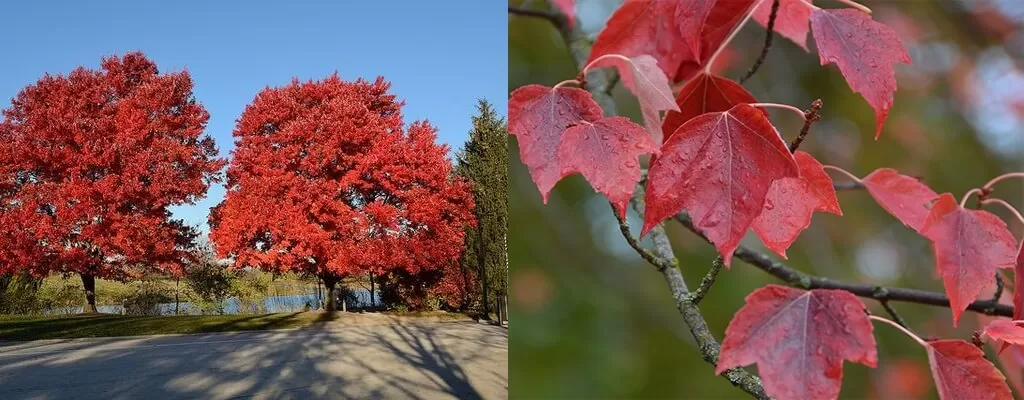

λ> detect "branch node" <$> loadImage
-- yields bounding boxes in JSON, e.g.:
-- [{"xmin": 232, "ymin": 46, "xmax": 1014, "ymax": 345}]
[{"xmin": 789, "ymin": 99, "xmax": 823, "ymax": 152}]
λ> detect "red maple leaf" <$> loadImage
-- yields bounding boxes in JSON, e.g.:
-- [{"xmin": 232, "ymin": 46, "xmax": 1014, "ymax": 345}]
[
  {"xmin": 508, "ymin": 84, "xmax": 604, "ymax": 201},
  {"xmin": 861, "ymin": 168, "xmax": 939, "ymax": 232},
  {"xmin": 810, "ymin": 9, "xmax": 911, "ymax": 139},
  {"xmin": 717, "ymin": 285, "xmax": 877, "ymax": 399},
  {"xmin": 925, "ymin": 339, "xmax": 1013, "ymax": 400},
  {"xmin": 591, "ymin": 54, "xmax": 679, "ymax": 141},
  {"xmin": 557, "ymin": 117, "xmax": 659, "ymax": 216},
  {"xmin": 984, "ymin": 320, "xmax": 1024, "ymax": 348},
  {"xmin": 921, "ymin": 193, "xmax": 1018, "ymax": 326},
  {"xmin": 661, "ymin": 72, "xmax": 763, "ymax": 142},
  {"xmin": 752, "ymin": 151, "xmax": 842, "ymax": 258},
  {"xmin": 754, "ymin": 0, "xmax": 814, "ymax": 51},
  {"xmin": 642, "ymin": 104, "xmax": 798, "ymax": 264},
  {"xmin": 588, "ymin": 0, "xmax": 754, "ymax": 82}
]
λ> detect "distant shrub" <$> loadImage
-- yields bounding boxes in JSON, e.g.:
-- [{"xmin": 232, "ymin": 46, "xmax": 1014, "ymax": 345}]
[
  {"xmin": 123, "ymin": 281, "xmax": 174, "ymax": 316},
  {"xmin": 0, "ymin": 273, "xmax": 44, "ymax": 314}
]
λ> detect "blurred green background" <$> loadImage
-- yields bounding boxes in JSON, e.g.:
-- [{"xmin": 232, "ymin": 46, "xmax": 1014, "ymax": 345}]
[{"xmin": 508, "ymin": 0, "xmax": 1024, "ymax": 398}]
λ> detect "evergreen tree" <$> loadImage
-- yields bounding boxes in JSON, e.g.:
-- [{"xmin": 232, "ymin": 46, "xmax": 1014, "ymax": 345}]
[{"xmin": 455, "ymin": 100, "xmax": 509, "ymax": 317}]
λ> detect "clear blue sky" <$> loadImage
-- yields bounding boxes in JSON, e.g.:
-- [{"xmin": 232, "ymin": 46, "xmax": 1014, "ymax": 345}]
[{"xmin": 0, "ymin": 1, "xmax": 507, "ymax": 232}]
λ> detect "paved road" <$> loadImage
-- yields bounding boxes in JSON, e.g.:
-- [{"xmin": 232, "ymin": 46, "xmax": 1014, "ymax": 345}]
[{"xmin": 0, "ymin": 321, "xmax": 507, "ymax": 399}]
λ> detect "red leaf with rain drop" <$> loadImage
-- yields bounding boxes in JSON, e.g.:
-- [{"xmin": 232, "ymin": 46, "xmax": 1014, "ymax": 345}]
[
  {"xmin": 984, "ymin": 320, "xmax": 1024, "ymax": 348},
  {"xmin": 508, "ymin": 84, "xmax": 604, "ymax": 201},
  {"xmin": 925, "ymin": 339, "xmax": 1013, "ymax": 400},
  {"xmin": 642, "ymin": 104, "xmax": 798, "ymax": 264},
  {"xmin": 558, "ymin": 117, "xmax": 659, "ymax": 216},
  {"xmin": 754, "ymin": 0, "xmax": 814, "ymax": 51},
  {"xmin": 752, "ymin": 151, "xmax": 842, "ymax": 258},
  {"xmin": 861, "ymin": 168, "xmax": 939, "ymax": 232},
  {"xmin": 661, "ymin": 72, "xmax": 763, "ymax": 142},
  {"xmin": 717, "ymin": 285, "xmax": 877, "ymax": 399},
  {"xmin": 810, "ymin": 8, "xmax": 910, "ymax": 139},
  {"xmin": 921, "ymin": 193, "xmax": 1018, "ymax": 326},
  {"xmin": 588, "ymin": 0, "xmax": 754, "ymax": 82},
  {"xmin": 591, "ymin": 54, "xmax": 679, "ymax": 141}
]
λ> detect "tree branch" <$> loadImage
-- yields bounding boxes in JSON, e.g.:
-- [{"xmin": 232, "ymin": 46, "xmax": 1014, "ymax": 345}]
[
  {"xmin": 673, "ymin": 212, "xmax": 1013, "ymax": 317},
  {"xmin": 789, "ymin": 99, "xmax": 823, "ymax": 152},
  {"xmin": 688, "ymin": 256, "xmax": 725, "ymax": 304},
  {"xmin": 507, "ymin": 6, "xmax": 560, "ymax": 25},
  {"xmin": 627, "ymin": 194, "xmax": 769, "ymax": 399},
  {"xmin": 739, "ymin": 0, "xmax": 779, "ymax": 84}
]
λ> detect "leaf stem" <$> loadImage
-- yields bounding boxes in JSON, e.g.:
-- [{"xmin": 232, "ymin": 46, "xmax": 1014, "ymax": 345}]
[
  {"xmin": 835, "ymin": 0, "xmax": 872, "ymax": 14},
  {"xmin": 822, "ymin": 165, "xmax": 863, "ymax": 184},
  {"xmin": 582, "ymin": 53, "xmax": 632, "ymax": 75},
  {"xmin": 981, "ymin": 198, "xmax": 1024, "ymax": 227},
  {"xmin": 704, "ymin": 0, "xmax": 761, "ymax": 75},
  {"xmin": 983, "ymin": 172, "xmax": 1024, "ymax": 190},
  {"xmin": 748, "ymin": 102, "xmax": 807, "ymax": 120},
  {"xmin": 960, "ymin": 188, "xmax": 984, "ymax": 208},
  {"xmin": 552, "ymin": 79, "xmax": 582, "ymax": 90},
  {"xmin": 870, "ymin": 315, "xmax": 928, "ymax": 347}
]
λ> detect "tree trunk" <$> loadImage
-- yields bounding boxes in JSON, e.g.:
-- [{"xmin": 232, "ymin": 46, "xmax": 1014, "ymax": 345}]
[
  {"xmin": 175, "ymin": 277, "xmax": 180, "ymax": 315},
  {"xmin": 369, "ymin": 273, "xmax": 376, "ymax": 309},
  {"xmin": 477, "ymin": 226, "xmax": 490, "ymax": 319},
  {"xmin": 80, "ymin": 273, "xmax": 98, "ymax": 313},
  {"xmin": 322, "ymin": 275, "xmax": 338, "ymax": 312}
]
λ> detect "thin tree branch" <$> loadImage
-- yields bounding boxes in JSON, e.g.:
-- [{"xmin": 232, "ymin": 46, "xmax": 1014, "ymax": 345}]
[
  {"xmin": 739, "ymin": 0, "xmax": 779, "ymax": 84},
  {"xmin": 610, "ymin": 202, "xmax": 677, "ymax": 271},
  {"xmin": 879, "ymin": 300, "xmax": 910, "ymax": 330},
  {"xmin": 627, "ymin": 194, "xmax": 768, "ymax": 399},
  {"xmin": 673, "ymin": 212, "xmax": 1014, "ymax": 317},
  {"xmin": 789, "ymin": 99, "xmax": 823, "ymax": 152},
  {"xmin": 992, "ymin": 272, "xmax": 1004, "ymax": 303},
  {"xmin": 689, "ymin": 256, "xmax": 725, "ymax": 304}
]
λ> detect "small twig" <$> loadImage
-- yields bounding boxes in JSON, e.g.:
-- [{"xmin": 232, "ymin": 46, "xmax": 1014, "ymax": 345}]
[
  {"xmin": 880, "ymin": 300, "xmax": 910, "ymax": 330},
  {"xmin": 739, "ymin": 0, "xmax": 779, "ymax": 84},
  {"xmin": 688, "ymin": 256, "xmax": 725, "ymax": 304},
  {"xmin": 610, "ymin": 202, "xmax": 677, "ymax": 271},
  {"xmin": 992, "ymin": 272, "xmax": 1004, "ymax": 303},
  {"xmin": 789, "ymin": 99, "xmax": 823, "ymax": 152}
]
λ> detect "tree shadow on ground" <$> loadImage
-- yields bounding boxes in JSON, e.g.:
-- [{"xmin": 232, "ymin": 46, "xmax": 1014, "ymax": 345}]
[{"xmin": 0, "ymin": 319, "xmax": 507, "ymax": 399}]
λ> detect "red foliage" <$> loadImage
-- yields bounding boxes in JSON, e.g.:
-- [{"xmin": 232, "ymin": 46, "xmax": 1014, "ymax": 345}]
[
  {"xmin": 810, "ymin": 8, "xmax": 911, "ymax": 138},
  {"xmin": 643, "ymin": 104, "xmax": 798, "ymax": 264},
  {"xmin": 921, "ymin": 193, "xmax": 1017, "ymax": 325},
  {"xmin": 717, "ymin": 285, "xmax": 877, "ymax": 399},
  {"xmin": 661, "ymin": 72, "xmax": 763, "ymax": 142},
  {"xmin": 861, "ymin": 168, "xmax": 939, "ymax": 232},
  {"xmin": 925, "ymin": 340, "xmax": 1012, "ymax": 400},
  {"xmin": 752, "ymin": 151, "xmax": 842, "ymax": 259},
  {"xmin": 0, "ymin": 52, "xmax": 223, "ymax": 280},
  {"xmin": 209, "ymin": 75, "xmax": 474, "ymax": 295},
  {"xmin": 508, "ymin": 85, "xmax": 604, "ymax": 201}
]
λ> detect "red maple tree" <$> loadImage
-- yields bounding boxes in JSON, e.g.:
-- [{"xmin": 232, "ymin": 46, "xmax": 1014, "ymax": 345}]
[
  {"xmin": 0, "ymin": 52, "xmax": 224, "ymax": 312},
  {"xmin": 209, "ymin": 75, "xmax": 474, "ymax": 311}
]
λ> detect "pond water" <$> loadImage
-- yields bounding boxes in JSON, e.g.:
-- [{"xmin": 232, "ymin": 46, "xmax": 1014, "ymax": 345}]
[{"xmin": 46, "ymin": 289, "xmax": 381, "ymax": 315}]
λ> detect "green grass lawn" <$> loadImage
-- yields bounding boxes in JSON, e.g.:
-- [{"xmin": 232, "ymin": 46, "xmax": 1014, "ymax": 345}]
[{"xmin": 0, "ymin": 312, "xmax": 332, "ymax": 341}]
